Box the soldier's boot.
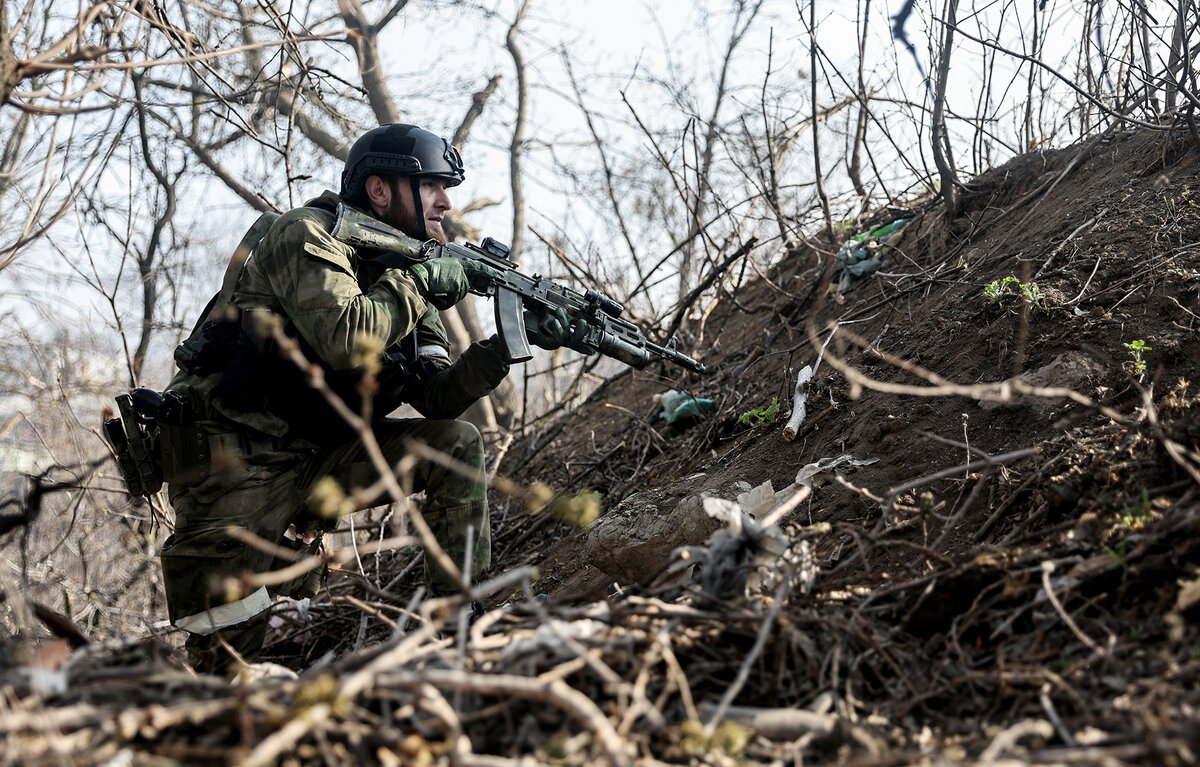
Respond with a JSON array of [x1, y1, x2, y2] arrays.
[[184, 612, 270, 676], [424, 500, 491, 596]]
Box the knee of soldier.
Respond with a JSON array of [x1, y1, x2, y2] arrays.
[[428, 420, 484, 463]]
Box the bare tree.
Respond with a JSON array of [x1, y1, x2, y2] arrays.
[[506, 0, 533, 262], [931, 0, 960, 221], [678, 0, 765, 302], [847, 0, 872, 202], [806, 0, 835, 242]]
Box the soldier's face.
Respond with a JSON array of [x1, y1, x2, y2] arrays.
[[383, 177, 452, 243], [415, 177, 453, 243]]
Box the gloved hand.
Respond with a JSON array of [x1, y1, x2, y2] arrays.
[[524, 307, 592, 352], [408, 258, 496, 310]]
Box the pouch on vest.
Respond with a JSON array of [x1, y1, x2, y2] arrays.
[[157, 391, 212, 487]]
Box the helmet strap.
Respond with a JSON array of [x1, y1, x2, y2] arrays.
[[410, 176, 427, 240]]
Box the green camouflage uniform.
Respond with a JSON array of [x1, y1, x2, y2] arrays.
[[159, 191, 508, 671]]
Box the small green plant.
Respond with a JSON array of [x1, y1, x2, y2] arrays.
[[1167, 185, 1197, 209], [982, 276, 1018, 302], [738, 397, 780, 428], [1124, 339, 1151, 379], [1019, 281, 1043, 307], [982, 276, 1044, 308], [1120, 488, 1154, 530]]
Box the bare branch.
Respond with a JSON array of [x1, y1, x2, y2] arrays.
[[374, 0, 412, 33], [563, 53, 646, 291], [505, 0, 533, 260], [452, 75, 502, 150], [804, 0, 834, 242], [931, 0, 961, 221], [337, 0, 400, 124]]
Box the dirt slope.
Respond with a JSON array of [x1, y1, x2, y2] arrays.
[[5, 128, 1199, 766], [481, 126, 1200, 758], [505, 127, 1200, 595]]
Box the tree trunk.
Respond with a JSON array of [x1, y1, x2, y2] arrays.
[[681, 0, 764, 304], [931, 0, 960, 223], [848, 0, 871, 200], [505, 0, 533, 261], [1165, 1, 1185, 113], [337, 0, 401, 125], [0, 3, 17, 107], [809, 0, 834, 242]]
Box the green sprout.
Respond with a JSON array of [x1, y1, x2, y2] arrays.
[[982, 276, 1044, 308], [1120, 488, 1154, 530], [982, 276, 1018, 302], [1123, 339, 1150, 379], [1019, 281, 1043, 307], [738, 397, 780, 428], [1103, 540, 1127, 567]]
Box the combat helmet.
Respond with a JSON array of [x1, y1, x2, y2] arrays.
[[340, 124, 464, 238]]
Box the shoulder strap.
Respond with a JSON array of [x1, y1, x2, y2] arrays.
[[215, 210, 281, 313], [173, 210, 283, 375]]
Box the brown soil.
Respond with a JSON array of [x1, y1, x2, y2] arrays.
[[476, 126, 1200, 759], [508, 128, 1200, 602], [7, 128, 1200, 766]]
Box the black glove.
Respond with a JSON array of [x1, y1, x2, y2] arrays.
[[408, 258, 496, 310], [524, 307, 591, 352]]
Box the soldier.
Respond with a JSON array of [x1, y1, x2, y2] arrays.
[[157, 124, 578, 674]]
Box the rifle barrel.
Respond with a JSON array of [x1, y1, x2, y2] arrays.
[[646, 340, 706, 374]]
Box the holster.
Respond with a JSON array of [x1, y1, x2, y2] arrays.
[[104, 391, 167, 496], [104, 389, 211, 496]]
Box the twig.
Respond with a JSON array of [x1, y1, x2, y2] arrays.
[[887, 447, 1039, 500], [268, 324, 466, 591], [1066, 256, 1103, 305], [816, 322, 1132, 425], [1035, 207, 1109, 280], [240, 703, 332, 767], [665, 238, 759, 341], [376, 670, 632, 767], [1040, 561, 1106, 656], [705, 577, 793, 734]]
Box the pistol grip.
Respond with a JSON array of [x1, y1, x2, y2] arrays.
[[495, 286, 534, 363]]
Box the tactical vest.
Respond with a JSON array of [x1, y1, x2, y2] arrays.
[[174, 206, 431, 445]]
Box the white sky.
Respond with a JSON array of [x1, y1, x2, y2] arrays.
[[0, 0, 1168, 398]]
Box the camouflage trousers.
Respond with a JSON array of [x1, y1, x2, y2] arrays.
[[159, 417, 489, 671]]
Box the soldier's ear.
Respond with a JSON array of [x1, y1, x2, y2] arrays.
[[364, 175, 392, 212]]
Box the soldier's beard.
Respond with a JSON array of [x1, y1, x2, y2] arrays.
[[382, 184, 447, 244], [382, 196, 425, 240]]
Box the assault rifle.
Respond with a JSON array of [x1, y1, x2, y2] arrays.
[[331, 204, 706, 374]]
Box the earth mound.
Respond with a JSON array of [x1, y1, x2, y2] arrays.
[[6, 128, 1200, 765]]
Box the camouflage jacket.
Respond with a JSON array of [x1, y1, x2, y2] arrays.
[[169, 191, 509, 444]]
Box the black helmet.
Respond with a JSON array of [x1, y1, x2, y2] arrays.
[[340, 124, 465, 201]]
